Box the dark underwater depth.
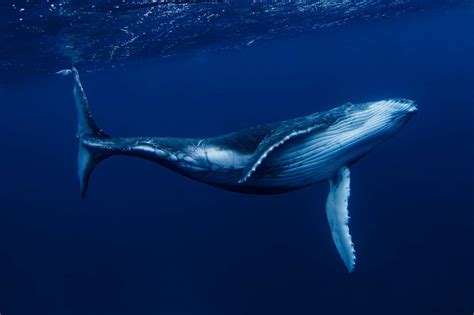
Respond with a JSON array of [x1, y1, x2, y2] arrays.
[[0, 1, 473, 315]]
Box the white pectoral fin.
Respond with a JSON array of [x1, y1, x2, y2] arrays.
[[326, 166, 356, 272]]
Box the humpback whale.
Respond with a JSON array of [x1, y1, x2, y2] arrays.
[[59, 67, 417, 272]]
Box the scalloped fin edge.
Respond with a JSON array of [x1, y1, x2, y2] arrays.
[[326, 166, 356, 272]]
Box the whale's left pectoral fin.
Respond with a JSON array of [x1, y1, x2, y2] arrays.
[[326, 166, 356, 272]]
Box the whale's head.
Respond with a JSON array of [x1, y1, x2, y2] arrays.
[[338, 98, 417, 140], [366, 98, 417, 135], [318, 99, 417, 164], [366, 98, 417, 126]]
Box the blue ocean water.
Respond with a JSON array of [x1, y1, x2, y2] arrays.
[[0, 1, 473, 315]]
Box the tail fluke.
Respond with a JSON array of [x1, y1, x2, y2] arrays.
[[57, 67, 107, 137], [58, 67, 110, 197]]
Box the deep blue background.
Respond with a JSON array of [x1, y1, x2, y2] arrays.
[[0, 6, 473, 315]]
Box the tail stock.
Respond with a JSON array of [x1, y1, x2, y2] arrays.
[[57, 67, 110, 197]]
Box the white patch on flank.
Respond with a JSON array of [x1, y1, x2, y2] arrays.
[[134, 145, 156, 154], [134, 145, 167, 158], [203, 146, 250, 169]]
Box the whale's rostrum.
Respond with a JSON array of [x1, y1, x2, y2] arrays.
[[59, 67, 417, 272]]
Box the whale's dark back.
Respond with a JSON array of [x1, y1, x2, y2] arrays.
[[202, 122, 277, 155]]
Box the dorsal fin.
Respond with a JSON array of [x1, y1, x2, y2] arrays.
[[238, 112, 336, 183]]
